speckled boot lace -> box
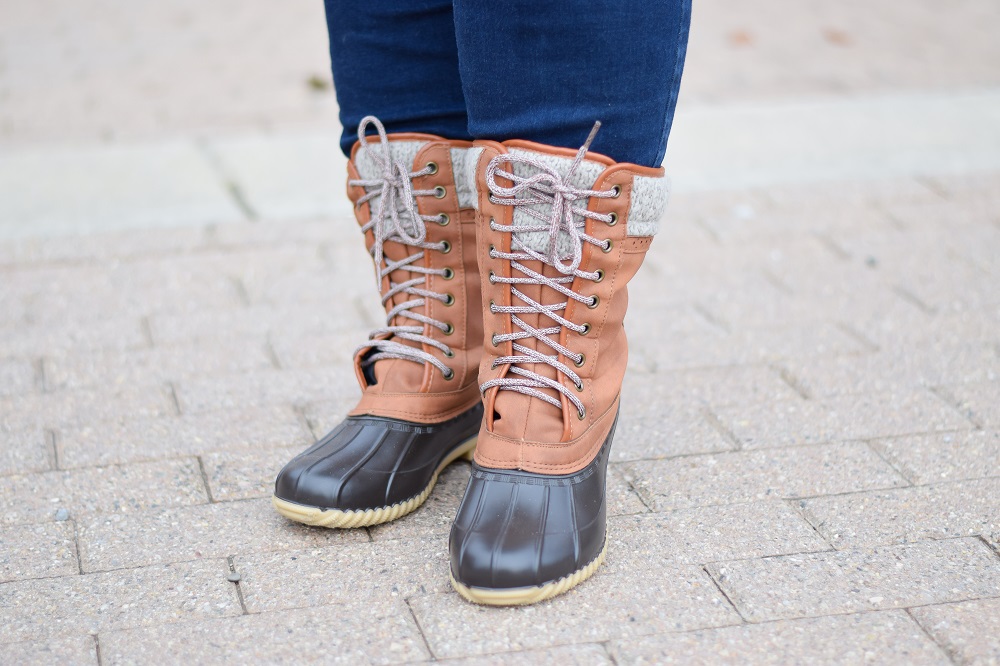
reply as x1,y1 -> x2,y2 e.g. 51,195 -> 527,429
481,123 -> 619,419
350,116 -> 456,379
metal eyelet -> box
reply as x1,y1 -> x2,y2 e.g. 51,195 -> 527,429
602,240 -> 613,253
440,240 -> 452,254
442,322 -> 454,335
608,212 -> 618,226
444,349 -> 455,358
491,333 -> 500,347
588,296 -> 600,309
442,268 -> 455,280
594,269 -> 605,283
426,161 -> 439,175
443,368 -> 455,380
488,270 -> 495,283
610,185 -> 622,198
577,408 -> 587,420
438,213 -> 450,226
443,293 -> 455,306
434,185 -> 447,199
488,244 -> 496,256
580,323 -> 591,335
574,353 -> 586,368
489,299 -> 496,312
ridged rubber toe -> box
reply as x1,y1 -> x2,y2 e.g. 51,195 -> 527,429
448,415 -> 617,605
273,403 -> 483,528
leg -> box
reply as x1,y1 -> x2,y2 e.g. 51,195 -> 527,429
274,6 -> 484,527
448,2 -> 691,604
452,0 -> 691,166
325,0 -> 472,155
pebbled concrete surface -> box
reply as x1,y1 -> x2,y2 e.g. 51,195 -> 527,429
1,0 -> 999,663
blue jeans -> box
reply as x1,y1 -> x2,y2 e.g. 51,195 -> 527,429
325,0 -> 691,168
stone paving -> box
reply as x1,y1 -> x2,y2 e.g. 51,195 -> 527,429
2,171 -> 999,664
3,0 -> 1000,664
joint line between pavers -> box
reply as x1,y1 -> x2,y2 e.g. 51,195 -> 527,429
913,174 -> 953,201
139,316 -> 156,348
620,469 -> 1000,516
227,555 -> 250,615
403,597 -> 436,661
93,633 -> 104,666
225,181 -> 258,222
735,535 -> 992,566
701,407 -> 742,450
231,277 -> 252,307
903,607 -> 961,665
769,362 -> 812,400
702,565 -> 748,623
690,217 -> 724,245
196,139 -> 258,222
612,434 -> 977,467
445,641 -> 618,663
875,201 -> 912,232
167,382 -> 183,416
196,456 -> 216,503
47,429 -> 60,471
811,232 -> 852,261
72,519 -> 84,575
691,303 -> 731,334
610,466 -> 653,515
833,321 -> 880,353
927,385 -> 983,430
890,286 -> 937,316
292,404 -> 319,441
694,544 -> 837,567
861,438 -> 918,485
601,640 -> 621,666
760,268 -> 794,296
723,429 -> 976,457
33,357 -> 46,392
618,469 -> 656,514
263,337 -> 283,370
782,497 -> 838,551
676,598 -> 1000,638
976,535 -> 1000,562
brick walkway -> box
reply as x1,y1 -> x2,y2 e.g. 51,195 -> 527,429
2,0 -> 1000,664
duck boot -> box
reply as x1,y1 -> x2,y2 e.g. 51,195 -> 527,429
273,117 -> 484,528
449,125 -> 669,603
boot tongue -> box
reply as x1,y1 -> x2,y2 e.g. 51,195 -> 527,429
355,139 -> 432,393
507,147 -> 606,261
355,140 -> 427,237
490,148 -> 606,443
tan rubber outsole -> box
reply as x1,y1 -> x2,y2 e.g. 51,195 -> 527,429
272,436 -> 477,529
450,537 -> 609,606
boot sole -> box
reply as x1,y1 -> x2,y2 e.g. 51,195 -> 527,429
449,537 -> 608,606
272,436 -> 477,529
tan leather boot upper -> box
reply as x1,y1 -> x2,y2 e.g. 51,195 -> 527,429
346,121 -> 483,424
470,137 -> 669,474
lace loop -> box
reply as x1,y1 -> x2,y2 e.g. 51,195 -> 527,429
481,122 -> 617,419
349,116 -> 455,378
